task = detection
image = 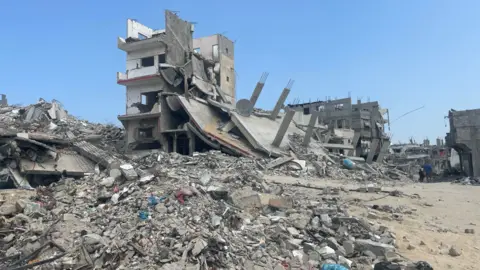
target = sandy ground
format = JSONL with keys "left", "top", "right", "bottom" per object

{"left": 266, "top": 176, "right": 480, "bottom": 270}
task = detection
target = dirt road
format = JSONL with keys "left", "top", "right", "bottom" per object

{"left": 266, "top": 176, "right": 479, "bottom": 270}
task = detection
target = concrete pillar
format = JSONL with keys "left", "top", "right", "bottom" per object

{"left": 272, "top": 108, "right": 296, "bottom": 147}
{"left": 366, "top": 138, "right": 380, "bottom": 164}
{"left": 250, "top": 72, "right": 269, "bottom": 107}
{"left": 270, "top": 80, "right": 294, "bottom": 120}
{"left": 303, "top": 111, "right": 319, "bottom": 146}
{"left": 187, "top": 130, "right": 195, "bottom": 156}
{"left": 172, "top": 134, "right": 178, "bottom": 153}
{"left": 347, "top": 132, "right": 361, "bottom": 156}
{"left": 376, "top": 139, "right": 391, "bottom": 162}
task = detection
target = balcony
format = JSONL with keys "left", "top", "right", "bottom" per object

{"left": 117, "top": 66, "right": 163, "bottom": 86}
{"left": 117, "top": 35, "right": 166, "bottom": 53}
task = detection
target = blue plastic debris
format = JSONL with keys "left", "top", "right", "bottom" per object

{"left": 321, "top": 264, "right": 348, "bottom": 270}
{"left": 138, "top": 211, "right": 149, "bottom": 220}
{"left": 342, "top": 158, "right": 355, "bottom": 169}
{"left": 148, "top": 195, "right": 158, "bottom": 206}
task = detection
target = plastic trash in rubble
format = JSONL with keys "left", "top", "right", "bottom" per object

{"left": 342, "top": 158, "right": 355, "bottom": 170}
{"left": 138, "top": 211, "right": 149, "bottom": 220}
{"left": 148, "top": 194, "right": 158, "bottom": 206}
{"left": 321, "top": 264, "right": 348, "bottom": 270}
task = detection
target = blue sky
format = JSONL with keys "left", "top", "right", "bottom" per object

{"left": 1, "top": 0, "right": 479, "bottom": 143}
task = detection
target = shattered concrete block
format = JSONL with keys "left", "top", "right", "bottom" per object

{"left": 100, "top": 177, "right": 115, "bottom": 187}
{"left": 268, "top": 196, "right": 294, "bottom": 210}
{"left": 317, "top": 246, "right": 335, "bottom": 258}
{"left": 343, "top": 240, "right": 355, "bottom": 256}
{"left": 120, "top": 163, "right": 138, "bottom": 181}
{"left": 73, "top": 141, "right": 118, "bottom": 168}
{"left": 199, "top": 173, "right": 212, "bottom": 186}
{"left": 192, "top": 238, "right": 208, "bottom": 256}
{"left": 355, "top": 239, "right": 394, "bottom": 257}
{"left": 83, "top": 234, "right": 106, "bottom": 246}
{"left": 0, "top": 204, "right": 18, "bottom": 216}
{"left": 230, "top": 188, "right": 261, "bottom": 209}
{"left": 289, "top": 213, "right": 310, "bottom": 230}
{"left": 109, "top": 168, "right": 122, "bottom": 181}
{"left": 266, "top": 156, "right": 294, "bottom": 170}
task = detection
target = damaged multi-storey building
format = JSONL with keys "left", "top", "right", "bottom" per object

{"left": 286, "top": 98, "right": 390, "bottom": 163}
{"left": 446, "top": 108, "right": 480, "bottom": 177}
{"left": 116, "top": 11, "right": 307, "bottom": 158}
{"left": 117, "top": 13, "right": 235, "bottom": 152}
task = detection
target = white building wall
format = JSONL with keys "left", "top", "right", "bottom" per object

{"left": 126, "top": 83, "right": 164, "bottom": 114}
{"left": 127, "top": 19, "right": 154, "bottom": 39}
{"left": 126, "top": 47, "right": 166, "bottom": 71}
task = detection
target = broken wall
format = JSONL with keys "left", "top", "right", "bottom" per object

{"left": 220, "top": 54, "right": 235, "bottom": 102}
{"left": 123, "top": 118, "right": 161, "bottom": 145}
{"left": 218, "top": 34, "right": 235, "bottom": 60}
{"left": 127, "top": 19, "right": 155, "bottom": 39}
{"left": 165, "top": 10, "right": 193, "bottom": 67}
{"left": 193, "top": 35, "right": 219, "bottom": 61}
{"left": 126, "top": 84, "right": 169, "bottom": 115}
{"left": 449, "top": 109, "right": 480, "bottom": 176}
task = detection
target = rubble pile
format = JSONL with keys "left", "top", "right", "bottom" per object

{"left": 0, "top": 99, "right": 430, "bottom": 269}
{"left": 0, "top": 160, "right": 430, "bottom": 270}
{"left": 286, "top": 134, "right": 412, "bottom": 183}
{"left": 0, "top": 98, "right": 125, "bottom": 189}
{"left": 0, "top": 98, "right": 124, "bottom": 145}
{"left": 452, "top": 176, "right": 480, "bottom": 186}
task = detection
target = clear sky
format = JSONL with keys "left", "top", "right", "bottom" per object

{"left": 1, "top": 0, "right": 479, "bottom": 143}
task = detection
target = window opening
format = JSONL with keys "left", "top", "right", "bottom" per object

{"left": 158, "top": 54, "right": 166, "bottom": 64}
{"left": 141, "top": 56, "right": 154, "bottom": 67}
{"left": 138, "top": 127, "right": 153, "bottom": 139}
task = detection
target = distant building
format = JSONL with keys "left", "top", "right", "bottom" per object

{"left": 287, "top": 98, "right": 390, "bottom": 162}
{"left": 117, "top": 12, "right": 235, "bottom": 152}
{"left": 0, "top": 94, "right": 7, "bottom": 106}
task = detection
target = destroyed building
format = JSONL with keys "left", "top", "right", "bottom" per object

{"left": 388, "top": 141, "right": 450, "bottom": 175}
{"left": 117, "top": 14, "right": 235, "bottom": 152}
{"left": 446, "top": 108, "right": 480, "bottom": 177}
{"left": 116, "top": 11, "right": 310, "bottom": 159}
{"left": 287, "top": 98, "right": 390, "bottom": 163}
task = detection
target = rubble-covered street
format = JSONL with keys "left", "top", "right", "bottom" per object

{"left": 1, "top": 4, "right": 479, "bottom": 270}
{"left": 0, "top": 99, "right": 440, "bottom": 270}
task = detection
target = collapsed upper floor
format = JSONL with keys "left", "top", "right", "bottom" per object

{"left": 116, "top": 12, "right": 236, "bottom": 103}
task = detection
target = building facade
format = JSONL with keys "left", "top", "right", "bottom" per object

{"left": 446, "top": 109, "right": 480, "bottom": 176}
{"left": 287, "top": 98, "right": 390, "bottom": 162}
{"left": 117, "top": 12, "right": 235, "bottom": 152}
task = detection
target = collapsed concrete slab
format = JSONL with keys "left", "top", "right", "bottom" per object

{"left": 20, "top": 152, "right": 95, "bottom": 177}
{"left": 231, "top": 110, "right": 303, "bottom": 157}
{"left": 73, "top": 141, "right": 120, "bottom": 169}
{"left": 176, "top": 96, "right": 260, "bottom": 157}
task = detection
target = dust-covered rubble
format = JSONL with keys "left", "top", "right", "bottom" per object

{"left": 0, "top": 99, "right": 432, "bottom": 269}
{"left": 0, "top": 150, "right": 432, "bottom": 269}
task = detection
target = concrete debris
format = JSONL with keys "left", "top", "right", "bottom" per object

{"left": 0, "top": 144, "right": 431, "bottom": 269}
{"left": 0, "top": 98, "right": 125, "bottom": 189}
{"left": 0, "top": 11, "right": 431, "bottom": 270}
